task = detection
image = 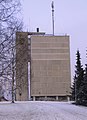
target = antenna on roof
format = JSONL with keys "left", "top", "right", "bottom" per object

{"left": 51, "top": 1, "right": 54, "bottom": 36}
{"left": 86, "top": 48, "right": 87, "bottom": 64}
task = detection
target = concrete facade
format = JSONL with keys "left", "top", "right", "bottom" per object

{"left": 16, "top": 32, "right": 29, "bottom": 101}
{"left": 31, "top": 36, "right": 71, "bottom": 101}
{"left": 16, "top": 32, "right": 71, "bottom": 101}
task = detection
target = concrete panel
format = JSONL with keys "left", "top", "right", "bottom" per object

{"left": 31, "top": 36, "right": 71, "bottom": 98}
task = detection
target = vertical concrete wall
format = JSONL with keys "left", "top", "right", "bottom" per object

{"left": 31, "top": 36, "right": 71, "bottom": 98}
{"left": 16, "top": 33, "right": 71, "bottom": 101}
{"left": 16, "top": 32, "right": 29, "bottom": 101}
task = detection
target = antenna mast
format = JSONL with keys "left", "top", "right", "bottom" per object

{"left": 51, "top": 1, "right": 54, "bottom": 36}
{"left": 85, "top": 48, "right": 87, "bottom": 76}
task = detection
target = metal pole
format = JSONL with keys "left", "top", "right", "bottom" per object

{"left": 51, "top": 1, "right": 54, "bottom": 36}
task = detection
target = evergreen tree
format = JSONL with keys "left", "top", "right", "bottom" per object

{"left": 72, "top": 50, "right": 84, "bottom": 104}
{"left": 81, "top": 64, "right": 87, "bottom": 105}
{"left": 71, "top": 75, "right": 76, "bottom": 101}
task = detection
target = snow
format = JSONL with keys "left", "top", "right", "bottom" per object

{"left": 0, "top": 101, "right": 87, "bottom": 120}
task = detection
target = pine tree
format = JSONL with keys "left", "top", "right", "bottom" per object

{"left": 71, "top": 75, "right": 76, "bottom": 101}
{"left": 81, "top": 64, "right": 87, "bottom": 105}
{"left": 72, "top": 50, "right": 84, "bottom": 104}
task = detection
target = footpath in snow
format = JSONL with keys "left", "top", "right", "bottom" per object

{"left": 0, "top": 101, "right": 87, "bottom": 120}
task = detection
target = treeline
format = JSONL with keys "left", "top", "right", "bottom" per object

{"left": 71, "top": 50, "right": 87, "bottom": 106}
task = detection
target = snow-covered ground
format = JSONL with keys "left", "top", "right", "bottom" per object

{"left": 0, "top": 101, "right": 87, "bottom": 120}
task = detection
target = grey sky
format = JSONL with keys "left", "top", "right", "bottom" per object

{"left": 21, "top": 0, "right": 87, "bottom": 81}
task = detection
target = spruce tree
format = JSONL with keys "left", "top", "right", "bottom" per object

{"left": 71, "top": 75, "right": 76, "bottom": 101}
{"left": 82, "top": 64, "right": 87, "bottom": 105}
{"left": 72, "top": 50, "right": 84, "bottom": 104}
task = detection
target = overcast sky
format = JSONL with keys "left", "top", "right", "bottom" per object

{"left": 21, "top": 0, "right": 87, "bottom": 80}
